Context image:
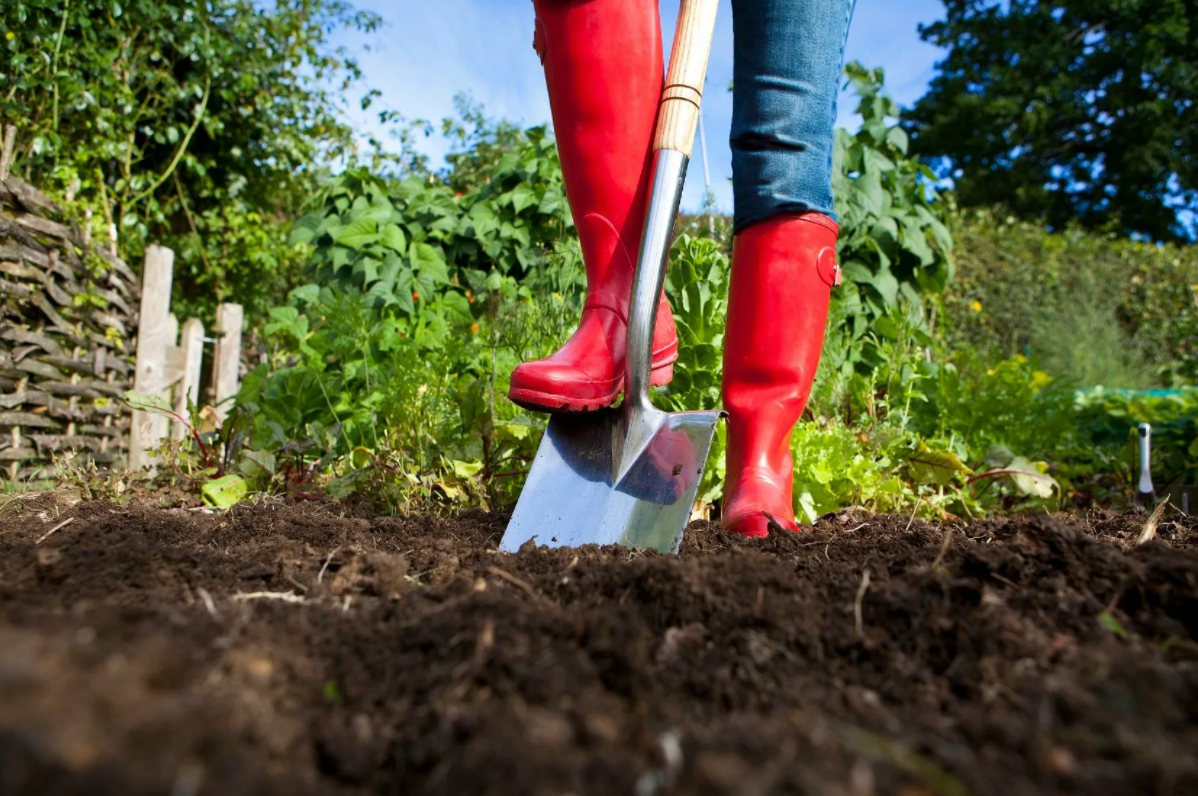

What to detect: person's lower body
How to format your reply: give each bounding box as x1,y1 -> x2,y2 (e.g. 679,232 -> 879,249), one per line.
722,0 -> 856,538
508,0 -> 856,539
507,0 -> 678,413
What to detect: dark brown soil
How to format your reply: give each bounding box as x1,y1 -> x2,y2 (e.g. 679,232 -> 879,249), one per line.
1,496 -> 1196,796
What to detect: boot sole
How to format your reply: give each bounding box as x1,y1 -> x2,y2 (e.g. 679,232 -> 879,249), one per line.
509,360 -> 675,414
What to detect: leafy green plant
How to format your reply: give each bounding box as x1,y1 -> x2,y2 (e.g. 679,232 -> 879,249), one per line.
832,62 -> 955,374
944,209 -> 1198,387
2,0 -> 382,320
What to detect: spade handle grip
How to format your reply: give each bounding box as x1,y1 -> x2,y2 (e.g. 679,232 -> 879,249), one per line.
653,0 -> 719,156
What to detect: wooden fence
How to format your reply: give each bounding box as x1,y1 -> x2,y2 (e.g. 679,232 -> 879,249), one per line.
128,246 -> 243,470
0,129 -> 137,479
0,123 -> 242,478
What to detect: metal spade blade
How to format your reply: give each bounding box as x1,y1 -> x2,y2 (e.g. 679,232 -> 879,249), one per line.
501,146 -> 721,554
499,406 -> 720,553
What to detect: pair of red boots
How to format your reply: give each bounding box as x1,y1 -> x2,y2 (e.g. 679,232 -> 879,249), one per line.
508,0 -> 838,538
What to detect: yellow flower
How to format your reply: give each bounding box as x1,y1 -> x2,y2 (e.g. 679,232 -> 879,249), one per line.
969,300 -> 983,313
4,31 -> 14,41
1031,370 -> 1053,390
552,292 -> 562,302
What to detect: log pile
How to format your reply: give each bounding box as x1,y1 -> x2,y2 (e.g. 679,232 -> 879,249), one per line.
0,139 -> 139,480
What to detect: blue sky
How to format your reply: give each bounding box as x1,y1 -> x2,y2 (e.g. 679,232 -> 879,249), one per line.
338,0 -> 947,212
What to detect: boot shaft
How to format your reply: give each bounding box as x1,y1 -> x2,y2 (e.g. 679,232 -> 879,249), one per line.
533,0 -> 663,299
722,213 -> 839,491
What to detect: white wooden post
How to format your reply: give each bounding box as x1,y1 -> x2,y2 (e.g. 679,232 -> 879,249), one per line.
171,318 -> 205,440
0,124 -> 16,182
129,245 -> 174,470
212,303 -> 243,421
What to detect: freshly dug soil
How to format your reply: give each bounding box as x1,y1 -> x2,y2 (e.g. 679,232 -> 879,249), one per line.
1,497 -> 1196,796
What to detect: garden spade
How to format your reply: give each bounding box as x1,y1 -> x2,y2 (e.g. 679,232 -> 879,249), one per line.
501,0 -> 722,555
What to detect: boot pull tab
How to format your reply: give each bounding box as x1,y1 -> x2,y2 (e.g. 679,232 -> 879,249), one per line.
816,246 -> 841,287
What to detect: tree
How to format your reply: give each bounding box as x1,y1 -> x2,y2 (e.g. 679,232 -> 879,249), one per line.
906,0 -> 1197,243
1,0 -> 381,317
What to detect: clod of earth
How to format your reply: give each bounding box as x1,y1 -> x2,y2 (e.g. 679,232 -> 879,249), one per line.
1,498 -> 1196,795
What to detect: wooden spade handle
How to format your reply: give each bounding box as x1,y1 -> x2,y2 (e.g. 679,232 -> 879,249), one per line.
653,0 -> 720,156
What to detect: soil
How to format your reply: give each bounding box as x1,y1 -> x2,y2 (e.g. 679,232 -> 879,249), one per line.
1,496 -> 1196,796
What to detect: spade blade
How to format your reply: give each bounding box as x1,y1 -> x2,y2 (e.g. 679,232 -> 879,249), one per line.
500,408 -> 721,554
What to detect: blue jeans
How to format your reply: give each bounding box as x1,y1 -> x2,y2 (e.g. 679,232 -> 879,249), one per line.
731,0 -> 857,232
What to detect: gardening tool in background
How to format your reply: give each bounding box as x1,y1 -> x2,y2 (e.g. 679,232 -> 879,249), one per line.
500,0 -> 722,554
1134,422 -> 1156,509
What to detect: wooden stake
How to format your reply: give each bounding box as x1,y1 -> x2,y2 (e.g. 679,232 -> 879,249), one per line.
212,303 -> 243,422
129,245 -> 174,470
0,124 -> 16,182
172,318 -> 204,440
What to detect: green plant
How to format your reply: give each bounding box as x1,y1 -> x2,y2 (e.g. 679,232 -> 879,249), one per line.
832,62 -> 955,375
908,0 -> 1197,242
2,0 -> 382,319
944,209 -> 1198,387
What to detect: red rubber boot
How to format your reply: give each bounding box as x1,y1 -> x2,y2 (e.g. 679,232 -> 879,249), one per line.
508,0 -> 678,414
721,213 -> 841,538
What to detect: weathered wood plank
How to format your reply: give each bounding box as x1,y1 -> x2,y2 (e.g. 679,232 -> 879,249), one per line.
0,411 -> 63,429
1,177 -> 60,216
0,326 -> 66,356
173,317 -> 205,440
0,260 -> 46,282
15,213 -> 72,241
15,358 -> 66,380
0,446 -> 37,461
213,302 -> 244,421
28,434 -> 106,453
0,242 -> 51,268
129,245 -> 174,469
78,424 -> 121,438
0,278 -> 33,297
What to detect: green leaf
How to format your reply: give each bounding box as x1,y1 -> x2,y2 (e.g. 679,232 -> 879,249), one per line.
452,459 -> 484,478
289,212 -> 327,245
410,243 -> 449,284
334,217 -> 380,250
239,449 -> 277,479
1005,456 -> 1059,498
908,441 -> 972,486
869,269 -> 900,306
508,184 -> 536,213
123,389 -> 175,416
440,291 -> 473,323
380,222 -> 407,253
1098,612 -> 1130,639
885,125 -> 909,154
288,284 -> 321,305
202,474 -> 249,509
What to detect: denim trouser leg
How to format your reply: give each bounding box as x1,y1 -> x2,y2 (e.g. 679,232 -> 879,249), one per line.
731,0 -> 857,233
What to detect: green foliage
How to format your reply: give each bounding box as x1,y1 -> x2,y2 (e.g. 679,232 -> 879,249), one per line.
232,121 -> 584,511
832,63 -> 954,375
944,209 -> 1198,387
1,0 -> 381,319
289,124 -> 575,318
908,0 -> 1197,243
1073,388 -> 1198,489
660,236 -> 728,413
658,235 -> 730,507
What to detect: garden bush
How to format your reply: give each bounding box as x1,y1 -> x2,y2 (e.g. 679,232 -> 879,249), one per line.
943,209 -> 1198,388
